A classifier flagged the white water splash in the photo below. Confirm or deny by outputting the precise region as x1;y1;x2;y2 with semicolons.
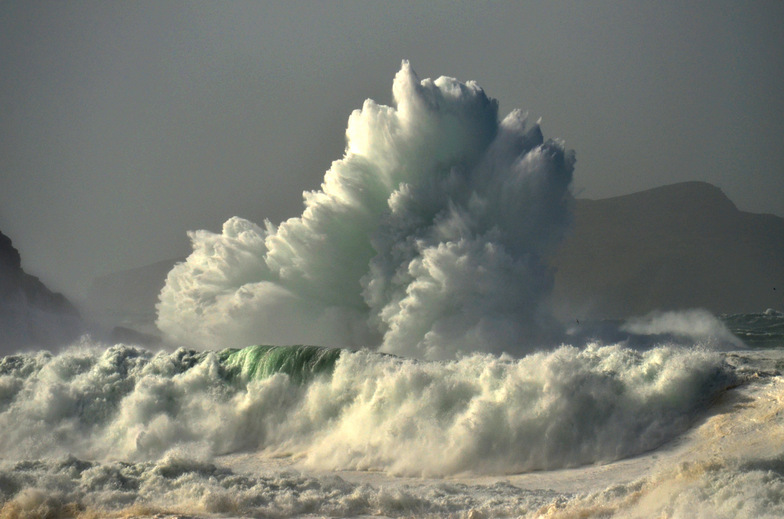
156;62;574;358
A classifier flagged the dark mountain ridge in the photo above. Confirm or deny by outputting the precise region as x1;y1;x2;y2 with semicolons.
550;181;784;319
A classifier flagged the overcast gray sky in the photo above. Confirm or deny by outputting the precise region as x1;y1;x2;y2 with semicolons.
1;1;783;298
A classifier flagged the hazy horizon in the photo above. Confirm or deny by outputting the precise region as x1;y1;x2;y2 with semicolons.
2;2;782;298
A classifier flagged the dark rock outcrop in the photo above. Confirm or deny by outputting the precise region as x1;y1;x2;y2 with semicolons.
0;231;84;352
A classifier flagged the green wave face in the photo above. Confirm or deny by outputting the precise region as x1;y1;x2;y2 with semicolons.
219;344;342;384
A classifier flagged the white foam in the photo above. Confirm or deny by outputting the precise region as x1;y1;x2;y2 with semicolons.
156;62;574;359
0;340;732;477
1;360;781;519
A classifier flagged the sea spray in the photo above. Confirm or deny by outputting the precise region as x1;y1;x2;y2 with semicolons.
156;62;575;358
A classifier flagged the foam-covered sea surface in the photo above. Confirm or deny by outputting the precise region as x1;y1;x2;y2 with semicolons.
4;64;784;517
1;311;784;518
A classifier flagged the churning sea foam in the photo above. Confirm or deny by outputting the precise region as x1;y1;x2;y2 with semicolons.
0;339;734;477
156;61;575;359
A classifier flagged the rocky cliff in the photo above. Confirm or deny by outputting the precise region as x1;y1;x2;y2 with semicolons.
0;231;83;352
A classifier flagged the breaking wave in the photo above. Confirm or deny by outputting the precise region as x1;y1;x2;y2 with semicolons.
221;344;342;385
0;340;735;476
156;61;575;359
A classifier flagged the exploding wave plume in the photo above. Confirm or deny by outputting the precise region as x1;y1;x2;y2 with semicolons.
156;61;575;358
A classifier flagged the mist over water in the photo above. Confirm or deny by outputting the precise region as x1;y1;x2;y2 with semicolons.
157;61;574;358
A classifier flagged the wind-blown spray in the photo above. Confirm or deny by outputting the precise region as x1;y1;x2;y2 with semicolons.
156;61;574;358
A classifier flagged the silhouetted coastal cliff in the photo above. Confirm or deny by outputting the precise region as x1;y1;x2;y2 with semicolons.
0;231;83;352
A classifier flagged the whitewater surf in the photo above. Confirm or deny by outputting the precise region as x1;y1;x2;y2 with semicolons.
2;63;783;518
2;322;784;517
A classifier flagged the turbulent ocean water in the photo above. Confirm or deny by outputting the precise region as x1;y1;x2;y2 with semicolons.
3;64;784;517
1;311;784;518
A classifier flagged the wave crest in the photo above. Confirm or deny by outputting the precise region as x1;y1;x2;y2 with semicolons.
0;341;733;476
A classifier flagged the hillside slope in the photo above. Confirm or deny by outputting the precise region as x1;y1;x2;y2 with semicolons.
551;182;784;319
